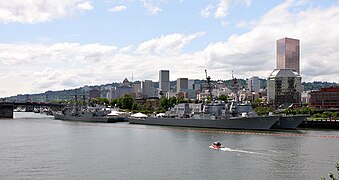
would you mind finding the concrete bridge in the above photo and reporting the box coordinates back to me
[0,102,65,119]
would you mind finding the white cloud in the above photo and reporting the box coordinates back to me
[202,0,339,82]
[109,5,127,12]
[143,2,162,15]
[200,4,213,18]
[201,0,252,19]
[77,1,93,11]
[137,32,205,55]
[0,32,206,96]
[0,0,93,24]
[215,0,231,18]
[1,1,339,97]
[221,20,229,27]
[236,20,258,29]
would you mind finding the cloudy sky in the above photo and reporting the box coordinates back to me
[1,0,339,97]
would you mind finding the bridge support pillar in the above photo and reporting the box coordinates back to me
[0,103,14,119]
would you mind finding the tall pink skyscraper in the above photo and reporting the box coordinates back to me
[276,37,300,74]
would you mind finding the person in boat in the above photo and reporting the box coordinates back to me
[212,141,222,148]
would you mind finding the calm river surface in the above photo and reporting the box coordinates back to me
[1,112,338,180]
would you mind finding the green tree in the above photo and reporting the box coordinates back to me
[177,96,187,103]
[332,112,339,118]
[254,107,275,116]
[88,98,109,106]
[217,94,228,102]
[251,98,262,108]
[169,97,177,107]
[110,98,118,107]
[131,103,141,111]
[160,97,170,110]
[283,108,294,115]
[313,113,322,118]
[119,94,134,110]
[98,98,109,106]
[322,111,333,119]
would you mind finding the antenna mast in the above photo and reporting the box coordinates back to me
[205,69,213,100]
[132,70,134,82]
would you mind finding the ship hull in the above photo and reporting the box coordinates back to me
[271,115,310,129]
[54,113,123,123]
[128,116,279,130]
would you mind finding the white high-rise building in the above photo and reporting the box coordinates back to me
[247,76,260,93]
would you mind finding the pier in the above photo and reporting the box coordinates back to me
[298,120,339,129]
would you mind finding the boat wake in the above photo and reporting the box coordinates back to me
[219,147,269,156]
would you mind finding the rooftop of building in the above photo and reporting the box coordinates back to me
[317,87,339,92]
[269,69,300,78]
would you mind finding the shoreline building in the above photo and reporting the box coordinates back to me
[309,87,339,109]
[277,37,300,74]
[267,69,302,107]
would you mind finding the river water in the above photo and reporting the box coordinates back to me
[1,112,338,180]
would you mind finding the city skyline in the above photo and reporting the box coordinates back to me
[1,0,339,97]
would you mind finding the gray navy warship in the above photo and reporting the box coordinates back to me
[54,108,123,123]
[128,101,279,130]
[129,71,280,130]
[54,95,125,123]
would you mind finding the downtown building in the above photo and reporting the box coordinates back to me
[141,80,156,98]
[159,70,170,97]
[176,78,189,99]
[177,78,188,93]
[309,87,339,109]
[247,76,260,93]
[108,78,133,100]
[267,69,302,107]
[267,37,302,107]
[276,37,300,74]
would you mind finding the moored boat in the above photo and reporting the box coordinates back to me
[54,104,123,123]
[128,101,279,130]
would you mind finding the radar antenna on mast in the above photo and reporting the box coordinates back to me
[231,71,239,103]
[205,69,213,100]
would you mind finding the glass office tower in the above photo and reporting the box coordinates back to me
[277,37,300,74]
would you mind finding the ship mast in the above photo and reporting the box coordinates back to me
[231,71,239,103]
[205,69,213,100]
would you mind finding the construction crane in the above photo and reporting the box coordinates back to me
[205,69,213,100]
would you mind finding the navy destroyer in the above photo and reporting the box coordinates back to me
[54,95,125,123]
[129,101,279,130]
[54,107,123,123]
[271,114,310,129]
[129,71,279,130]
[230,103,309,129]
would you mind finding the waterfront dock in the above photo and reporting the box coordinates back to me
[298,119,339,129]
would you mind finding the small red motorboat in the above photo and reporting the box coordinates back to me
[209,141,223,149]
